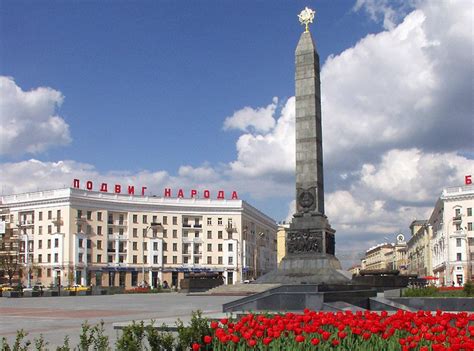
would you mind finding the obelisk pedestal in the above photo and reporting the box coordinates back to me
[257,9,350,284]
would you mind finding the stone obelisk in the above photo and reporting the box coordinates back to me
[257,7,349,284]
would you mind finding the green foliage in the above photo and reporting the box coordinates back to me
[403,286,439,297]
[33,335,48,351]
[176,310,211,351]
[0,330,31,351]
[55,336,71,351]
[145,322,175,351]
[76,320,110,351]
[115,321,146,351]
[463,280,474,296]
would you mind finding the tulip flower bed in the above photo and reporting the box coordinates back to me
[196,309,474,351]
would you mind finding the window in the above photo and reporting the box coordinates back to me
[163,229,168,238]
[142,228,147,237]
[456,238,462,247]
[55,238,59,248]
[38,254,42,263]
[87,239,91,249]
[456,224,461,231]
[173,229,177,238]
[153,242,158,251]
[143,215,147,224]
[173,243,177,251]
[152,215,157,223]
[133,242,138,250]
[218,231,223,239]
[97,212,102,221]
[97,226,102,235]
[78,239,83,248]
[77,210,82,219]
[133,255,137,264]
[218,218,223,225]
[183,257,189,264]
[195,231,199,238]
[87,225,92,235]
[47,268,51,277]
[133,215,138,223]
[48,225,52,234]
[469,238,474,246]
[218,256,223,265]
[173,256,177,264]
[163,216,168,225]
[133,228,138,237]
[228,243,233,251]
[78,253,83,263]
[218,244,223,252]
[108,227,113,235]
[228,232,233,239]
[97,240,102,250]
[194,257,199,264]
[143,243,147,251]
[228,256,233,265]
[39,212,43,221]
[207,231,212,239]
[455,208,461,216]
[47,254,51,263]
[119,228,124,235]
[457,253,462,261]
[38,240,42,249]
[47,239,51,249]
[468,222,473,231]
[172,217,177,225]
[143,256,147,264]
[207,256,212,264]
[48,211,52,220]
[153,255,158,264]
[54,253,58,263]
[468,208,472,216]
[77,225,82,233]
[163,243,167,251]
[108,255,113,263]
[207,218,212,225]
[38,226,42,235]
[37,268,42,278]
[163,256,167,264]
[87,211,92,220]
[207,243,212,252]
[119,214,124,225]
[97,254,102,263]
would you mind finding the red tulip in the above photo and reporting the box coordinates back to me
[192,343,200,351]
[311,337,320,346]
[295,335,305,343]
[203,335,212,344]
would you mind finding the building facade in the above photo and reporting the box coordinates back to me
[363,243,395,271]
[430,185,474,286]
[0,188,277,289]
[406,220,433,277]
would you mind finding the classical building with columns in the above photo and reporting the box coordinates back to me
[0,188,277,289]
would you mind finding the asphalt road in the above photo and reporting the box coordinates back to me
[0,293,239,349]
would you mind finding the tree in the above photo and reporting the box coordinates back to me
[0,228,21,286]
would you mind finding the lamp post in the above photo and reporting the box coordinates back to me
[141,222,161,287]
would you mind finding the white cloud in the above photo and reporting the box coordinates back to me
[0,77,71,156]
[223,97,278,133]
[354,0,414,30]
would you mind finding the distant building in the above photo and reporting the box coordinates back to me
[348,264,362,277]
[363,243,395,271]
[406,220,433,277]
[430,185,474,286]
[276,223,289,264]
[0,188,277,289]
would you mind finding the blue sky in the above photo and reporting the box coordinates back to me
[1,0,473,266]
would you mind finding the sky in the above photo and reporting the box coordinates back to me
[0,0,473,268]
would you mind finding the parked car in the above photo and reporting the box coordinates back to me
[64,285,90,292]
[0,285,14,292]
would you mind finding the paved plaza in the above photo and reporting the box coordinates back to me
[0,293,239,348]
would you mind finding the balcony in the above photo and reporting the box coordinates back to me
[193,224,202,229]
[193,251,202,255]
[108,220,128,227]
[182,251,191,256]
[453,215,462,223]
[52,217,63,226]
[76,217,87,224]
[18,220,34,227]
[183,223,192,228]
[225,225,237,233]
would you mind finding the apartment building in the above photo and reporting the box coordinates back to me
[430,185,474,286]
[406,220,433,277]
[0,188,277,289]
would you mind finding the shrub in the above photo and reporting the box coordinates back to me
[176,310,212,351]
[403,286,439,297]
[464,280,474,296]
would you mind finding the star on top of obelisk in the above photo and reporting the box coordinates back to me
[298,7,316,33]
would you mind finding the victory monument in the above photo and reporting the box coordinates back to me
[257,7,350,284]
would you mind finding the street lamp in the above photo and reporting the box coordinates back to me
[141,222,161,287]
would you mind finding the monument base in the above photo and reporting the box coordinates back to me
[256,254,351,284]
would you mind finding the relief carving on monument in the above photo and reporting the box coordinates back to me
[297,187,316,213]
[287,230,322,254]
